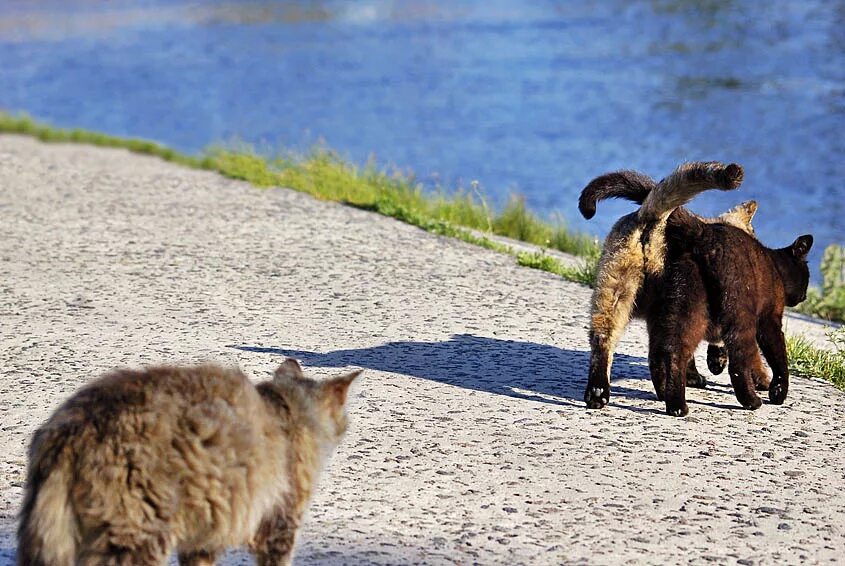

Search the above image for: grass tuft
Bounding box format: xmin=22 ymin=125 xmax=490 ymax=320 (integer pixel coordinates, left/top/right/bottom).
xmin=794 ymin=244 xmax=845 ymax=323
xmin=494 ymin=197 xmax=598 ymax=258
xmin=786 ymin=327 xmax=845 ymax=390
xmin=0 ymin=113 xmax=203 ymax=169
xmin=516 ymin=249 xmax=599 ymax=288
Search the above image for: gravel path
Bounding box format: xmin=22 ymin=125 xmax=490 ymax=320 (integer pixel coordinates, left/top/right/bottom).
xmin=1 ymin=135 xmax=843 ymax=565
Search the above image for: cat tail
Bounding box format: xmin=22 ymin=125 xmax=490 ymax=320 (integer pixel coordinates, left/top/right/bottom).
xmin=17 ymin=427 xmax=79 ymax=566
xmin=638 ymin=161 xmax=743 ymax=223
xmin=578 ymin=170 xmax=657 ymax=219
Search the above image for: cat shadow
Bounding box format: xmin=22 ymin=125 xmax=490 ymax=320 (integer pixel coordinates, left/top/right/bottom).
xmin=230 ymin=334 xmax=659 ymax=411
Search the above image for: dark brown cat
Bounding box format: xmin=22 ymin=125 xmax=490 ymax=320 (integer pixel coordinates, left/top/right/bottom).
xmin=18 ymin=359 xmax=361 ymax=565
xmin=650 ymin=216 xmax=812 ymax=416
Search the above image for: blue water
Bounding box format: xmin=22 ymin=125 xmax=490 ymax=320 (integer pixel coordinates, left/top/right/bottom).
xmin=0 ymin=0 xmax=842 ymax=271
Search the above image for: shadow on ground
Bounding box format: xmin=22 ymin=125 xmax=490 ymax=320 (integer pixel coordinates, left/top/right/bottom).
xmin=231 ymin=334 xmax=657 ymax=409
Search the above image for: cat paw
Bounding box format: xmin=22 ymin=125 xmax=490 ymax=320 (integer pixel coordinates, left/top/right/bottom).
xmin=584 ymin=386 xmax=609 ymax=409
xmin=769 ymin=382 xmax=788 ymax=405
xmin=665 ymin=403 xmax=689 ymax=417
xmin=742 ymin=395 xmax=763 ymax=410
xmin=706 ymin=345 xmax=727 ymax=375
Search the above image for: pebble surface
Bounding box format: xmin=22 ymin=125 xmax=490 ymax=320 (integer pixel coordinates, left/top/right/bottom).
xmin=0 ymin=135 xmax=843 ymax=565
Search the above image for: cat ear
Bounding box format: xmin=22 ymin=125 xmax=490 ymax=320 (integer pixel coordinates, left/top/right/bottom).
xmin=322 ymin=369 xmax=363 ymax=407
xmin=739 ymin=200 xmax=758 ymax=221
xmin=274 ymin=358 xmax=305 ymax=382
xmin=791 ymin=235 xmax=813 ymax=259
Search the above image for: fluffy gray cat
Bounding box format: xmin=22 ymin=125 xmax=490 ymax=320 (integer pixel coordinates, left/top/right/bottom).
xmin=18 ymin=359 xmax=361 ymax=565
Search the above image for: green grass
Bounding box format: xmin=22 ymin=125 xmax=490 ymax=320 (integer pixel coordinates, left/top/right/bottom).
xmin=786 ymin=327 xmax=845 ymax=390
xmin=516 ymin=249 xmax=599 ymax=288
xmin=794 ymin=244 xmax=845 ymax=324
xmin=2 ymin=110 xmax=843 ymax=330
xmin=0 ymin=112 xmax=206 ymax=169
xmin=0 ymin=112 xmax=598 ymax=266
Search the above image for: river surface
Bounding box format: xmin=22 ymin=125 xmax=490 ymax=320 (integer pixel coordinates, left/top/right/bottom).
xmin=0 ymin=0 xmax=842 ymax=271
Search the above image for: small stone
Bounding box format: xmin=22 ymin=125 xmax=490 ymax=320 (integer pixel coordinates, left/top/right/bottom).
xmin=778 ymin=523 xmax=791 ymax=531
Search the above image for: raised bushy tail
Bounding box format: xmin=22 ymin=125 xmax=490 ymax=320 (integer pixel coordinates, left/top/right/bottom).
xmin=578 ymin=170 xmax=656 ymax=219
xmin=578 ymin=162 xmax=743 ymax=220
xmin=639 ymin=161 xmax=743 ymax=222
xmin=17 ymin=428 xmax=78 ymax=566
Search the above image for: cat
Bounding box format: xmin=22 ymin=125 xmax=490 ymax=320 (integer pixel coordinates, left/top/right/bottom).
xmin=17 ymin=358 xmax=361 ymax=565
xmin=579 ymin=161 xmax=752 ymax=409
xmin=651 ymin=218 xmax=812 ymax=416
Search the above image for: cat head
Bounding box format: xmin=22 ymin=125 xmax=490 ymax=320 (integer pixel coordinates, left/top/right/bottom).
xmin=779 ymin=234 xmax=813 ymax=307
xmin=272 ymin=358 xmax=362 ymax=443
xmin=717 ymin=200 xmax=757 ymax=235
